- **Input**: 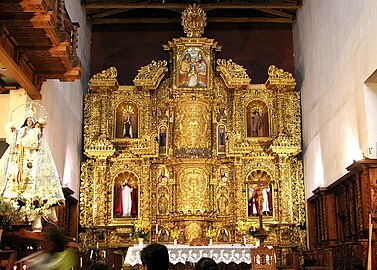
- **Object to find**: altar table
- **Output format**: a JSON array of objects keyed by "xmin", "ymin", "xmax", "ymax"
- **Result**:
[{"xmin": 124, "ymin": 244, "xmax": 255, "ymax": 266}]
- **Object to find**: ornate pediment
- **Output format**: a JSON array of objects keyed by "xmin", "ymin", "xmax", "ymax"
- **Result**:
[
  {"xmin": 216, "ymin": 59, "xmax": 251, "ymax": 89},
  {"xmin": 85, "ymin": 136, "xmax": 115, "ymax": 159},
  {"xmin": 265, "ymin": 65, "xmax": 296, "ymax": 91},
  {"xmin": 89, "ymin": 67, "xmax": 119, "ymax": 93},
  {"xmin": 133, "ymin": 60, "xmax": 168, "ymax": 90}
]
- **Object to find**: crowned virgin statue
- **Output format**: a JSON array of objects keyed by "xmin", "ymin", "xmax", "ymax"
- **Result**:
[{"xmin": 0, "ymin": 104, "xmax": 65, "ymax": 205}]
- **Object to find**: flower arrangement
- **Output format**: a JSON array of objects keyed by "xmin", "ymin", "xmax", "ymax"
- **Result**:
[
  {"xmin": 247, "ymin": 223, "xmax": 260, "ymax": 237},
  {"xmin": 132, "ymin": 217, "xmax": 151, "ymax": 240},
  {"xmin": 19, "ymin": 195, "xmax": 60, "ymax": 222},
  {"xmin": 206, "ymin": 226, "xmax": 216, "ymax": 239},
  {"xmin": 0, "ymin": 198, "xmax": 19, "ymax": 229},
  {"xmin": 171, "ymin": 228, "xmax": 180, "ymax": 240}
]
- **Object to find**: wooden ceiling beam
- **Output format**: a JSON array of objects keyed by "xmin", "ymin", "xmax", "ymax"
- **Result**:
[
  {"xmin": 0, "ymin": 45, "xmax": 41, "ymax": 99},
  {"xmin": 0, "ymin": 0, "xmax": 48, "ymax": 13},
  {"xmin": 254, "ymin": 8, "xmax": 294, "ymax": 19},
  {"xmin": 91, "ymin": 16, "xmax": 293, "ymax": 24},
  {"xmin": 91, "ymin": 8, "xmax": 131, "ymax": 19},
  {"xmin": 83, "ymin": 3, "xmax": 301, "ymax": 10}
]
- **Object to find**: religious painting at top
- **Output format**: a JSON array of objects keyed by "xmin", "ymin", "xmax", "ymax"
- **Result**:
[
  {"xmin": 115, "ymin": 102, "xmax": 138, "ymax": 138},
  {"xmin": 178, "ymin": 48, "xmax": 208, "ymax": 89},
  {"xmin": 114, "ymin": 171, "xmax": 138, "ymax": 218}
]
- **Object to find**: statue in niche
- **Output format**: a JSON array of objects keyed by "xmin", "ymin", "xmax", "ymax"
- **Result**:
[
  {"xmin": 158, "ymin": 170, "xmax": 168, "ymax": 184},
  {"xmin": 123, "ymin": 115, "xmax": 133, "ymax": 138},
  {"xmin": 116, "ymin": 103, "xmax": 138, "ymax": 138},
  {"xmin": 248, "ymin": 185, "xmax": 272, "ymax": 216},
  {"xmin": 158, "ymin": 228, "xmax": 170, "ymax": 242},
  {"xmin": 250, "ymin": 111, "xmax": 262, "ymax": 137},
  {"xmin": 217, "ymin": 228, "xmax": 229, "ymax": 242},
  {"xmin": 159, "ymin": 127, "xmax": 167, "ymax": 147},
  {"xmin": 216, "ymin": 106, "xmax": 227, "ymax": 122},
  {"xmin": 217, "ymin": 186, "xmax": 228, "ymax": 214},
  {"xmin": 247, "ymin": 104, "xmax": 269, "ymax": 137},
  {"xmin": 158, "ymin": 194, "xmax": 168, "ymax": 215},
  {"xmin": 115, "ymin": 178, "xmax": 138, "ymax": 218},
  {"xmin": 220, "ymin": 170, "xmax": 228, "ymax": 182},
  {"xmin": 218, "ymin": 126, "xmax": 226, "ymax": 146}
]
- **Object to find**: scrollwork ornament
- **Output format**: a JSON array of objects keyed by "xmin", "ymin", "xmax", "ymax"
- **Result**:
[
  {"xmin": 181, "ymin": 4, "xmax": 207, "ymax": 38},
  {"xmin": 133, "ymin": 60, "xmax": 168, "ymax": 90},
  {"xmin": 216, "ymin": 59, "xmax": 251, "ymax": 89}
]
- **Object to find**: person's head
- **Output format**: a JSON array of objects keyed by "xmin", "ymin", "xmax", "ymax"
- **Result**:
[
  {"xmin": 195, "ymin": 257, "xmax": 217, "ymax": 270},
  {"xmin": 42, "ymin": 226, "xmax": 67, "ymax": 254},
  {"xmin": 140, "ymin": 243, "xmax": 169, "ymax": 270}
]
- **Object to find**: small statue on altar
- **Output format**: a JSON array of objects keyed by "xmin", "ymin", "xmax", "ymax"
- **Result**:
[
  {"xmin": 0, "ymin": 104, "xmax": 65, "ymax": 204},
  {"xmin": 158, "ymin": 228, "xmax": 170, "ymax": 242},
  {"xmin": 217, "ymin": 228, "xmax": 229, "ymax": 242}
]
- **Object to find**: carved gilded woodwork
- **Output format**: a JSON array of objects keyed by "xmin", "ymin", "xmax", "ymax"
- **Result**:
[{"xmin": 80, "ymin": 4, "xmax": 305, "ymax": 267}]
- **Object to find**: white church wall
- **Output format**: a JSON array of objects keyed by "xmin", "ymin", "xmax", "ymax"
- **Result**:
[
  {"xmin": 0, "ymin": 94, "xmax": 10, "ymax": 139},
  {"xmin": 40, "ymin": 0, "xmax": 91, "ymax": 199},
  {"xmin": 294, "ymin": 0, "xmax": 377, "ymax": 198}
]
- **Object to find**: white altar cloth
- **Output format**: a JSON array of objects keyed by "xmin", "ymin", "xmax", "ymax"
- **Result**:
[{"xmin": 124, "ymin": 244, "xmax": 255, "ymax": 266}]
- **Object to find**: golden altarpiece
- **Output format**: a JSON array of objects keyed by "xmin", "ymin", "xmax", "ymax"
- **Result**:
[{"xmin": 79, "ymin": 4, "xmax": 305, "ymax": 267}]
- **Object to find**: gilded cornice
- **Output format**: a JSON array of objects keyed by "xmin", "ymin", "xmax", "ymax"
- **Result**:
[
  {"xmin": 133, "ymin": 60, "xmax": 168, "ymax": 90},
  {"xmin": 85, "ymin": 136, "xmax": 115, "ymax": 159},
  {"xmin": 265, "ymin": 65, "xmax": 295, "ymax": 91},
  {"xmin": 270, "ymin": 136, "xmax": 300, "ymax": 157},
  {"xmin": 216, "ymin": 59, "xmax": 251, "ymax": 89},
  {"xmin": 88, "ymin": 67, "xmax": 119, "ymax": 93}
]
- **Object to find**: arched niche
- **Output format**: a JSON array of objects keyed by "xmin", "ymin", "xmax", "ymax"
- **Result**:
[
  {"xmin": 115, "ymin": 102, "xmax": 139, "ymax": 138},
  {"xmin": 246, "ymin": 100, "xmax": 269, "ymax": 137},
  {"xmin": 158, "ymin": 125, "xmax": 168, "ymax": 156},
  {"xmin": 217, "ymin": 124, "xmax": 226, "ymax": 154},
  {"xmin": 246, "ymin": 169, "xmax": 273, "ymax": 217},
  {"xmin": 113, "ymin": 171, "xmax": 139, "ymax": 218}
]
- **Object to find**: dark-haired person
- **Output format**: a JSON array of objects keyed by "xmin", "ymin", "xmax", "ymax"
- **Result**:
[
  {"xmin": 140, "ymin": 243, "xmax": 169, "ymax": 270},
  {"xmin": 195, "ymin": 257, "xmax": 218, "ymax": 270}
]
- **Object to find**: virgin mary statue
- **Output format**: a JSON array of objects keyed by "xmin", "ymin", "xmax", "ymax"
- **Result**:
[{"xmin": 0, "ymin": 104, "xmax": 65, "ymax": 204}]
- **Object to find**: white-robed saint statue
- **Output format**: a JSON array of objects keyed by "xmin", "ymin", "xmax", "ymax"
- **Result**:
[
  {"xmin": 115, "ymin": 179, "xmax": 138, "ymax": 217},
  {"xmin": 0, "ymin": 104, "xmax": 65, "ymax": 206}
]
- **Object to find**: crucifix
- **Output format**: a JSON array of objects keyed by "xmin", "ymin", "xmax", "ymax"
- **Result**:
[{"xmin": 245, "ymin": 179, "xmax": 272, "ymax": 246}]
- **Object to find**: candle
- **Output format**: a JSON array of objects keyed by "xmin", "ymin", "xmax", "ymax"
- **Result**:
[
  {"xmin": 243, "ymin": 235, "xmax": 246, "ymax": 244},
  {"xmin": 13, "ymin": 266, "xmax": 17, "ymax": 270},
  {"xmin": 96, "ymin": 242, "xmax": 99, "ymax": 249},
  {"xmin": 90, "ymin": 250, "xmax": 93, "ymax": 259},
  {"xmin": 80, "ymin": 257, "xmax": 83, "ymax": 267},
  {"xmin": 156, "ymin": 224, "xmax": 159, "ymax": 234},
  {"xmin": 103, "ymin": 250, "xmax": 106, "ymax": 258},
  {"xmin": 23, "ymin": 266, "xmax": 26, "ymax": 270}
]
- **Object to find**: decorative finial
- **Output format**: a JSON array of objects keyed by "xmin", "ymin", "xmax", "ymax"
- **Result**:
[{"xmin": 181, "ymin": 4, "xmax": 207, "ymax": 38}]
